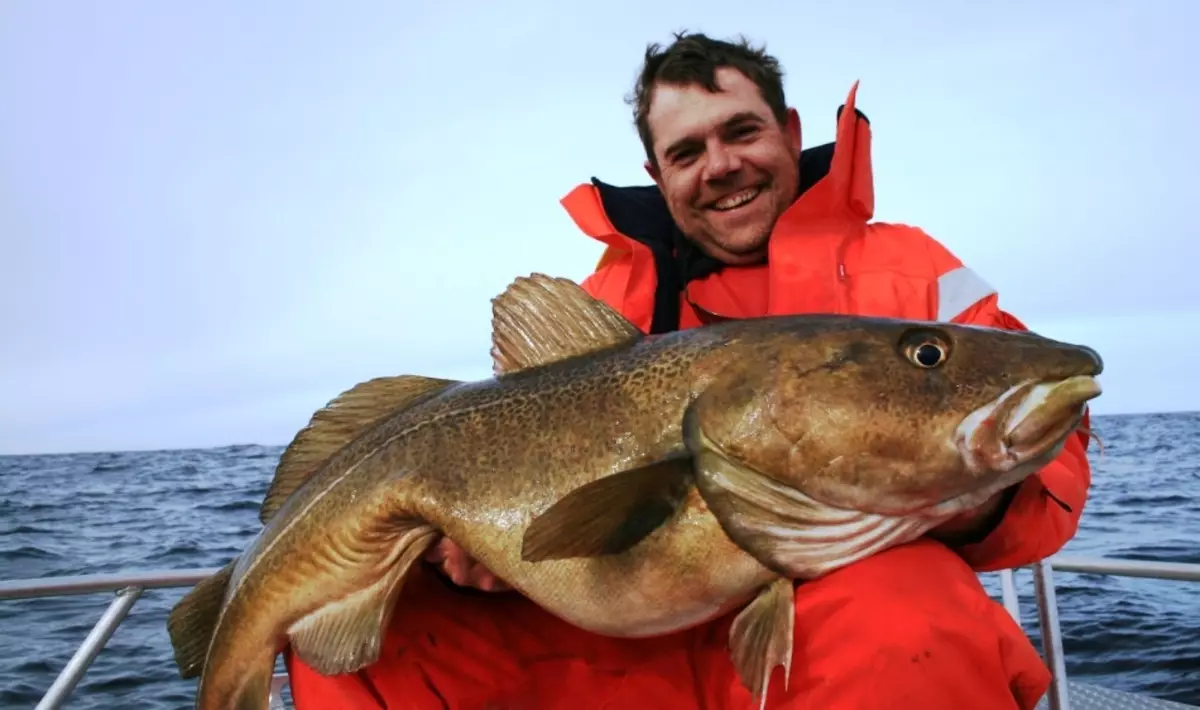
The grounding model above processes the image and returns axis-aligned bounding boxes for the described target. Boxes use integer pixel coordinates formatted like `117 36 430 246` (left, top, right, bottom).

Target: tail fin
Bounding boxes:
167 559 237 679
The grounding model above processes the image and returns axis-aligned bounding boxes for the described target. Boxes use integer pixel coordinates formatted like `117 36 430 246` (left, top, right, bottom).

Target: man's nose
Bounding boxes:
702 142 741 181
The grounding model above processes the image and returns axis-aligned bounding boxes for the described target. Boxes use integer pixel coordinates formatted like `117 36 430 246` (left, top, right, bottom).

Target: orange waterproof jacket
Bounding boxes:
284 83 1091 710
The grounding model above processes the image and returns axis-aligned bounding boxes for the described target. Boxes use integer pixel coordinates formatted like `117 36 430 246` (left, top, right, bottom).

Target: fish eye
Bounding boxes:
897 328 952 369
907 339 948 369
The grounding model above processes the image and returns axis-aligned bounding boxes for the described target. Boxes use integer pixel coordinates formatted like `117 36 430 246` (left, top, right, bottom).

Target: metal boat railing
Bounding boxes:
1 555 1197 710
999 557 1200 710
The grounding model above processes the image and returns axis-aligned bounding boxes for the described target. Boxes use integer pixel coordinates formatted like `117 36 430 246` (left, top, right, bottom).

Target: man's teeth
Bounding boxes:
713 187 761 211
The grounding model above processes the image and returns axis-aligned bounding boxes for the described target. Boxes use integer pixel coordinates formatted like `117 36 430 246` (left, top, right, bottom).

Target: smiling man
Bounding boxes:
636 73 802 268
285 32 1095 710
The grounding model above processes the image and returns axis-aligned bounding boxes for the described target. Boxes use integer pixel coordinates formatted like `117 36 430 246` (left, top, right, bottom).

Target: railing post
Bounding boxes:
35 586 143 710
270 672 289 709
1032 560 1070 710
999 568 1021 624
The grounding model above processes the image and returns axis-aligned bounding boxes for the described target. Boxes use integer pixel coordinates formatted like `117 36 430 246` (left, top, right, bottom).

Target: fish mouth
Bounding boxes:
957 375 1102 478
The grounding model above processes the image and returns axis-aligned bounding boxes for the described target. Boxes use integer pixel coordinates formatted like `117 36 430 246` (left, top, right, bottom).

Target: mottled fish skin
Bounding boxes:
168 274 1103 710
180 312 784 710
395 326 780 635
240 324 773 644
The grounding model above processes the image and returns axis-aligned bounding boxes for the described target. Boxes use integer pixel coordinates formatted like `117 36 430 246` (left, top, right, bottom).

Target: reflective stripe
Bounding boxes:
936 267 996 322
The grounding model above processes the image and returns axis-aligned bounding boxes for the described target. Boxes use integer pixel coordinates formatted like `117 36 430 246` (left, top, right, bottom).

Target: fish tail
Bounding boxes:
168 558 237 679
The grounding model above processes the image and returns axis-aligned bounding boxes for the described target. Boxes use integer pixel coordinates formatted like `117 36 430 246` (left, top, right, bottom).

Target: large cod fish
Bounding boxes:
167 273 1102 710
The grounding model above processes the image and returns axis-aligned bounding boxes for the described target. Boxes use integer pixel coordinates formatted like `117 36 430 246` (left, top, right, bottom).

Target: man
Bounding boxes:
285 32 1094 709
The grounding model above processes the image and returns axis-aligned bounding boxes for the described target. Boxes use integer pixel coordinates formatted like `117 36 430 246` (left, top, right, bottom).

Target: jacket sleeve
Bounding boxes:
283 648 384 710
924 236 1096 572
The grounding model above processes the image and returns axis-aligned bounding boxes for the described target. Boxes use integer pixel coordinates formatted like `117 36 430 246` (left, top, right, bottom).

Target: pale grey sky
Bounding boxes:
2 2 1196 455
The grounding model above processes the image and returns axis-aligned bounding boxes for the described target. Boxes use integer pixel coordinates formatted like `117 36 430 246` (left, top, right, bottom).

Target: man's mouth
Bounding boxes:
710 186 762 212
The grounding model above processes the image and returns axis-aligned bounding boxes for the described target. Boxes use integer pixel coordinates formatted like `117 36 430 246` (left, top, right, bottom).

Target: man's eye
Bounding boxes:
673 149 699 164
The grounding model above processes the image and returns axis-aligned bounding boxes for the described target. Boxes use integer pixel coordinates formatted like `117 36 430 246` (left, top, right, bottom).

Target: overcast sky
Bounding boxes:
2 2 1196 455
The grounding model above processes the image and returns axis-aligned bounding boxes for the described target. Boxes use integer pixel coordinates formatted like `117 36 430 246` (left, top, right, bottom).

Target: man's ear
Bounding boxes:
644 159 662 189
785 107 802 160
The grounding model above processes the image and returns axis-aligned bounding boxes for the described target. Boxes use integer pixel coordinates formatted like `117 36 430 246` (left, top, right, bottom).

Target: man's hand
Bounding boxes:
424 537 512 592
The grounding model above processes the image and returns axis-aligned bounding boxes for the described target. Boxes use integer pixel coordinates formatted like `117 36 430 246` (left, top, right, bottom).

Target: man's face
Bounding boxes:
645 67 802 265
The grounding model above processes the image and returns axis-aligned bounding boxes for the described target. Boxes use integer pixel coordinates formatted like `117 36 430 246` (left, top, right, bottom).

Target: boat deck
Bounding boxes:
1047 682 1196 710
2 555 1197 710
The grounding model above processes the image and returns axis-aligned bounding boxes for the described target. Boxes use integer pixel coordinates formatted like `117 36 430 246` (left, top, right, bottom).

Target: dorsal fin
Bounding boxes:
490 273 643 376
259 375 458 523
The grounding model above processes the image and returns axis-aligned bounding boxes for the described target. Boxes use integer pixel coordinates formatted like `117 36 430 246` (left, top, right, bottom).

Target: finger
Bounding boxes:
467 564 511 592
473 570 496 591
423 539 449 563
442 544 470 586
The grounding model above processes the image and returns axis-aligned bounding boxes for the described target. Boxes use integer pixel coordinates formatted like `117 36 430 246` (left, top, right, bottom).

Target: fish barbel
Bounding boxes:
167 274 1102 709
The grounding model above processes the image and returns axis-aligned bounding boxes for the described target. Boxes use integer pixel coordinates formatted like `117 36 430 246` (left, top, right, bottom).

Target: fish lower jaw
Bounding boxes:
927 448 1059 519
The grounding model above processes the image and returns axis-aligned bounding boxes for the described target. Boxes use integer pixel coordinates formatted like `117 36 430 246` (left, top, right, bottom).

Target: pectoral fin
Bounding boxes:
287 524 438 675
729 577 795 710
520 459 693 562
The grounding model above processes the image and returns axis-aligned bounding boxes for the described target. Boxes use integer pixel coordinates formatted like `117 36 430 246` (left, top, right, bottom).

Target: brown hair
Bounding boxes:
628 31 789 166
